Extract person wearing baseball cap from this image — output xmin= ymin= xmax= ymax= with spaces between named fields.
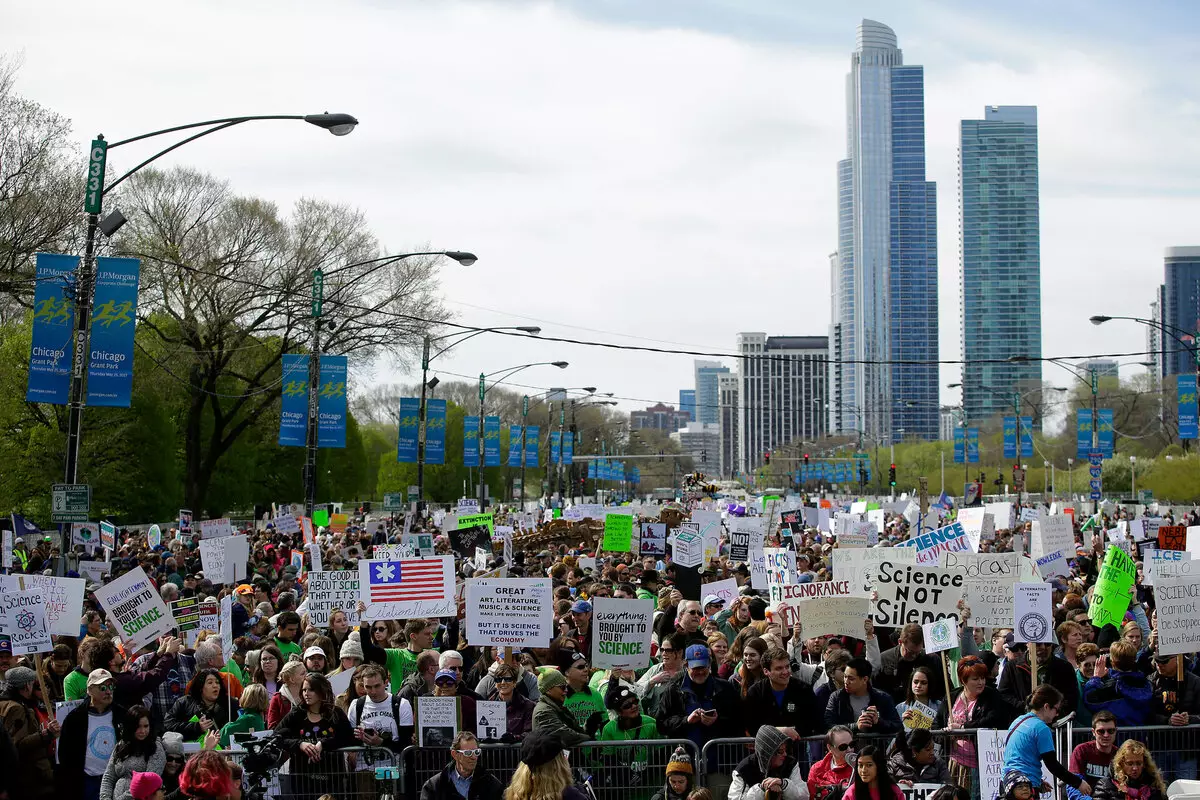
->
xmin=702 ymin=594 xmax=726 ymax=617
xmin=59 ymin=669 xmax=127 ymax=798
xmin=658 ymin=643 xmax=742 ymax=747
xmin=303 ymin=645 xmax=327 ymax=675
xmin=570 ymin=600 xmax=593 ymax=656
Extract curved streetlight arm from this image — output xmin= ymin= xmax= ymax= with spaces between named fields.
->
xmin=108 ymin=114 xmax=311 ymax=149
xmin=483 ymin=362 xmax=565 ymax=393
xmin=428 ymin=326 xmax=538 ymax=363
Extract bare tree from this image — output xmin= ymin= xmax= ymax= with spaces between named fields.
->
xmin=116 ymin=166 xmax=451 ymax=514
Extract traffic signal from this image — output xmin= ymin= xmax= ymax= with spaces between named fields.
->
xmin=889 ymin=463 xmax=897 ymax=487
xmin=803 ymin=454 xmax=810 ymax=466
xmin=764 ymin=451 xmax=771 ymax=464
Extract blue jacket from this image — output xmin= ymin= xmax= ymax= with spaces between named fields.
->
xmin=1082 ymin=669 xmax=1153 ymax=726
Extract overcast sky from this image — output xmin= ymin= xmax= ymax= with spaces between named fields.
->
xmin=6 ymin=0 xmax=1199 ymax=417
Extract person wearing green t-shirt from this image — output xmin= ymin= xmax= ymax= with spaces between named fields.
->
xmin=272 ymin=611 xmax=302 ymax=660
xmin=361 ymin=617 xmax=435 ymax=692
xmin=598 ymin=680 xmax=660 ymax=800
xmin=636 ymin=568 xmax=661 ymax=609
xmin=562 ymin=652 xmax=605 ymax=737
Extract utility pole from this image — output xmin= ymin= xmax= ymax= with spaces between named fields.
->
xmin=416 ymin=335 xmax=431 ymax=503
xmin=477 ymin=373 xmax=486 ymax=508
xmin=304 ymin=268 xmax=324 ymax=517
xmin=519 ymin=395 xmax=529 ymax=509
xmin=1089 ymin=368 xmax=1100 ymax=515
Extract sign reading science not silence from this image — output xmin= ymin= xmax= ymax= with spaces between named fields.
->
xmin=871 ymin=562 xmax=964 ymax=627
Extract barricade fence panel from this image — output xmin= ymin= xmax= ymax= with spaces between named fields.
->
xmin=1070 ymin=726 xmax=1200 ymax=787
xmin=222 ymin=744 xmax=401 ymax=800
xmin=404 ymin=741 xmax=523 ymax=798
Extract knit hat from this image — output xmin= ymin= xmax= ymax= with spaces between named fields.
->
xmin=537 ymin=668 xmax=567 ymax=694
xmin=754 ymin=724 xmax=788 ymax=774
xmin=4 ymin=666 xmax=36 ymax=690
xmin=665 ymin=746 xmax=693 ymax=776
xmin=1001 ymin=770 xmax=1034 ymax=800
xmin=130 ymin=771 xmax=163 ymax=800
xmin=161 ymin=731 xmax=185 ymax=756
xmin=340 ymin=636 xmax=364 ymax=662
xmin=521 ymin=728 xmax=567 ymax=768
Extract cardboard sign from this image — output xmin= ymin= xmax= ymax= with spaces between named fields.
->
xmin=834 ymin=546 xmax=917 ymax=596
xmin=871 ymin=562 xmax=964 ymax=627
xmin=198 ymin=518 xmax=234 ymax=540
xmin=1013 ymin=583 xmax=1055 ymax=643
xmin=476 ymin=700 xmax=507 ymax=743
xmin=602 ymin=514 xmax=634 ymax=552
xmin=306 ymin=571 xmax=361 ymax=628
xmin=1031 ymin=515 xmax=1074 ymax=560
xmin=774 ymin=594 xmax=870 ymax=639
xmin=1159 ymin=526 xmax=1187 ymax=552
xmin=465 ymin=578 xmax=553 ymax=647
xmin=416 ymin=696 xmax=460 ymax=747
xmin=591 ymin=597 xmax=654 ymax=670
xmin=1154 ymin=575 xmax=1200 ymax=656
xmin=922 ymin=617 xmax=959 ymax=654
xmin=0 ymin=587 xmax=52 ymax=655
xmin=749 ymin=548 xmax=768 ymax=590
xmin=896 ymin=522 xmax=972 ymax=565
xmin=639 ymin=523 xmax=666 ymax=557
xmin=0 ymin=575 xmax=86 ymax=637
xmin=728 ymin=518 xmax=763 ymax=562
xmin=1089 ymin=545 xmax=1137 ymax=629
xmin=93 ymin=566 xmax=173 ymax=652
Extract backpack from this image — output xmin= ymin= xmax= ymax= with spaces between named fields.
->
xmin=353 ymin=692 xmax=407 ymax=751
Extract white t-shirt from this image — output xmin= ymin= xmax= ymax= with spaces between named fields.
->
xmin=347 ymin=694 xmax=413 ymax=741
xmin=84 ymin=710 xmax=116 ymax=776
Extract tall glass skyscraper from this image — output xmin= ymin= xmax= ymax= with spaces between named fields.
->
xmin=833 ymin=20 xmax=938 ymax=444
xmin=1162 ymin=248 xmax=1200 ymax=377
xmin=694 ymin=361 xmax=729 ymax=425
xmin=960 ymin=106 xmax=1041 ymax=424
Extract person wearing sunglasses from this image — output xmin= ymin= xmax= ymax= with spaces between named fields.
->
xmin=1149 ymin=651 xmax=1200 ymax=727
xmin=58 ymin=668 xmax=127 ymax=800
xmin=485 ymin=663 xmax=534 ymax=741
xmin=159 ymin=732 xmax=186 ymax=797
xmin=807 ymin=725 xmax=856 ymax=800
xmin=1069 ymin=711 xmax=1118 ymax=785
xmin=420 ymin=731 xmax=504 ymax=800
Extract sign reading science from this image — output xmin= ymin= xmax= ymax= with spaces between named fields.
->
xmin=871 ymin=562 xmax=964 ymax=627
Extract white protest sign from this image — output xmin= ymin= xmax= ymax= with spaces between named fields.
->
xmin=640 ymin=523 xmax=667 ymax=557
xmin=416 ymin=696 xmax=460 ymax=747
xmin=867 ymin=509 xmax=885 ymax=535
xmin=1154 ymin=575 xmax=1200 ymax=656
xmin=496 ymin=526 xmax=514 ymax=566
xmin=701 ymin=578 xmax=739 ymax=607
xmin=1145 ymin=547 xmax=1196 ymax=586
xmin=985 ymin=502 xmax=1014 ymax=531
xmin=307 ymin=542 xmax=323 ymax=573
xmin=273 ymin=514 xmax=300 ymax=535
xmin=775 ymin=594 xmax=871 ymax=638
xmin=895 ymin=522 xmax=972 ymax=565
xmin=474 ymin=546 xmax=491 ymax=572
xmin=219 ymin=595 xmax=233 ymax=661
xmin=763 ymin=547 xmax=796 ymax=589
xmin=749 ymin=548 xmax=768 ymax=590
xmin=328 ymin=667 xmax=355 ymax=699
xmin=93 ymin=566 xmax=173 ymax=652
xmin=769 ymin=577 xmax=854 ymax=607
xmin=978 ymin=730 xmax=1006 ymax=800
xmin=1035 ymin=549 xmax=1070 ymax=580
xmin=591 ymin=597 xmax=654 ymax=669
xmin=199 ymin=535 xmax=248 ymax=585
xmin=1031 ymin=515 xmax=1075 ymax=560
xmin=306 ymin=571 xmax=361 ymax=628
xmin=357 ymin=556 xmax=456 ymax=621
xmin=871 ymin=561 xmax=964 ymax=627
xmin=79 ymin=560 xmax=111 ymax=583
xmin=921 ymin=617 xmax=959 ymax=655
xmin=198 ymin=518 xmax=234 ymax=539
xmin=1 ymin=575 xmax=86 ymax=637
xmin=476 ymin=700 xmax=507 ymax=742
xmin=838 ymin=532 xmax=869 ymax=549
xmin=728 ymin=518 xmax=764 ymax=562
xmin=956 ymin=508 xmax=985 ymax=544
xmin=466 ymin=578 xmax=554 ymax=647
xmin=72 ymin=523 xmax=100 ymax=550
xmin=673 ymin=526 xmax=704 ymax=568
xmin=850 ymin=520 xmax=879 ymax=546
xmin=965 ymin=580 xmax=1014 ymax=629
xmin=939 ymin=551 xmax=1030 ymax=583
xmin=1013 ymin=583 xmax=1055 ymax=643
xmin=1020 ymin=507 xmax=1040 ymax=523
xmin=833 ymin=546 xmax=917 ymax=596
xmin=1 ymin=587 xmax=52 ymax=655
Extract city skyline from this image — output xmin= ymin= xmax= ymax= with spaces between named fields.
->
xmin=2 ymin=2 xmax=1193 ymax=416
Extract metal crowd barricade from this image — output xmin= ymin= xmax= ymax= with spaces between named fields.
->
xmin=222 ymin=744 xmax=401 ymax=800
xmin=1070 ymin=725 xmax=1200 ymax=786
xmin=573 ymin=738 xmax=700 ymax=800
xmin=403 ymin=741 xmax=523 ymax=797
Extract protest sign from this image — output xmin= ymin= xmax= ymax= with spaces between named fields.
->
xmin=179 ymin=509 xmax=193 ymax=533
xmin=1159 ymin=526 xmax=1187 ymax=552
xmin=871 ymin=562 xmax=964 ymax=627
xmin=1 ymin=531 xmax=9 ymax=571
xmin=978 ymin=730 xmax=1009 ymax=800
xmin=903 ymin=701 xmax=938 ymax=731
xmin=219 ymin=596 xmax=233 ymax=661
xmin=300 ymin=517 xmax=315 ymax=545
xmin=1145 ymin=547 xmax=1195 ymax=586
xmin=763 ymin=547 xmax=796 ymax=588
xmin=72 ymin=523 xmax=99 ymax=549
xmin=834 ymin=546 xmax=917 ymax=596
xmin=673 ymin=525 xmax=703 ymax=568
xmin=921 ymin=617 xmax=958 ymax=654
xmin=749 ymin=548 xmax=768 ymax=590
xmin=449 ymin=524 xmax=491 ymax=558
xmin=466 ymin=578 xmax=553 ymax=647
xmin=307 ymin=542 xmax=323 ymax=573
xmin=0 ymin=587 xmax=52 ymax=655
xmin=838 ymin=531 xmax=869 ymax=549
xmin=591 ymin=597 xmax=654 ymax=669
xmin=273 ymin=514 xmax=300 ymax=535
xmin=476 ymin=700 xmax=507 ymax=742
xmin=850 ymin=520 xmax=878 ymax=546
xmin=374 ymin=544 xmax=410 ymax=560
xmin=939 ymin=551 xmax=1028 ymax=582
xmin=1089 ymin=545 xmax=1137 ymax=629
xmin=602 ymin=514 xmax=634 ymax=552
xmin=775 ymin=594 xmax=870 ymax=639
xmin=198 ymin=518 xmax=233 ymax=539
xmin=306 ymin=571 xmax=361 ymax=628
xmin=728 ymin=518 xmax=763 ymax=562
xmin=1031 ymin=515 xmax=1074 ymax=560
xmin=80 ymin=560 xmax=111 ymax=584
xmin=965 ymin=580 xmax=1014 ymax=629
xmin=147 ymin=524 xmax=161 ymax=548
xmin=985 ymin=502 xmax=1014 ymax=531
xmin=640 ymin=523 xmax=667 ymax=557
xmin=99 ymin=521 xmax=116 ymax=550
xmin=1154 ymin=575 xmax=1200 ymax=656
xmin=171 ymin=596 xmax=201 ymax=631
xmin=475 ymin=546 xmax=490 ymax=571
xmin=2 ymin=575 xmax=86 ymax=637
xmin=701 ymin=578 xmax=739 ymax=607
xmin=456 ymin=512 xmax=495 ymax=535
xmin=328 ymin=668 xmax=354 ymax=699
xmin=416 ymin=696 xmax=459 ymax=747
xmin=895 ymin=522 xmax=971 ymax=565
xmin=199 ymin=535 xmax=248 ymax=585
xmin=358 ymin=556 xmax=456 ymax=621
xmin=93 ymin=567 xmax=173 ymax=652
xmin=769 ymin=577 xmax=852 ymax=606
xmin=1013 ymin=583 xmax=1055 ymax=643
xmin=1035 ymin=550 xmax=1070 ymax=580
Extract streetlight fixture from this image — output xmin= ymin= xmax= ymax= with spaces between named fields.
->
xmin=64 ymin=111 xmax=358 ymax=491
xmin=517 ymin=387 xmax=605 ymax=506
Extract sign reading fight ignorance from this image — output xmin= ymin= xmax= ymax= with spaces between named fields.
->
xmin=871 ymin=562 xmax=964 ymax=627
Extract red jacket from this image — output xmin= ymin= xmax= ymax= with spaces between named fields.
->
xmin=267 ymin=690 xmax=297 ymax=729
xmin=807 ymin=751 xmax=854 ymax=800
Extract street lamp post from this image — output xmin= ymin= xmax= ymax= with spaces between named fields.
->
xmin=65 ymin=112 xmax=358 ymax=488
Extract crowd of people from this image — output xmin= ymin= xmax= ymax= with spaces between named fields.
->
xmin=0 ymin=498 xmax=1195 ymax=800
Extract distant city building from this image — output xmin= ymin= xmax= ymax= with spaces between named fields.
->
xmin=736 ymin=333 xmax=829 ymax=474
xmin=630 ymin=403 xmax=691 ymax=432
xmin=718 ymin=373 xmax=740 ymax=480
xmin=694 ymin=360 xmax=729 ymax=425
xmin=1150 ymin=293 xmax=1165 ymax=383
xmin=678 ymin=389 xmax=696 ymax=422
xmin=1163 ymin=247 xmax=1200 ymax=376
xmin=671 ymin=422 xmax=720 ymax=476
xmin=832 ymin=19 xmax=938 ymax=444
xmin=960 ymin=105 xmax=1042 ymax=425
xmin=1080 ymin=359 xmax=1120 ymax=379
xmin=939 ymin=406 xmax=958 ymax=442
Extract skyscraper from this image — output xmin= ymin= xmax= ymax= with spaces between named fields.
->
xmin=678 ymin=389 xmax=697 ymax=422
xmin=960 ymin=106 xmax=1042 ymax=424
xmin=693 ymin=360 xmax=729 ymax=425
xmin=1163 ymin=247 xmax=1200 ymax=376
xmin=717 ymin=373 xmax=740 ymax=480
xmin=833 ymin=20 xmax=938 ymax=444
xmin=736 ymin=333 xmax=828 ymax=473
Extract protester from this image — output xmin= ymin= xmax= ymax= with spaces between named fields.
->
xmin=877 ymin=624 xmax=943 ymax=702
xmin=165 ymin=669 xmax=235 ymax=742
xmin=807 ymin=725 xmax=855 ymax=800
xmin=728 ymin=724 xmax=807 ymax=800
xmin=1092 ymin=741 xmax=1166 ymax=800
xmin=1069 ymin=711 xmax=1118 ymax=784
xmin=177 ymin=750 xmax=236 ymax=800
xmin=1001 ymin=685 xmax=1089 ymax=796
xmin=362 ymin=617 xmax=436 ymax=692
xmin=1082 ymin=641 xmax=1152 ymax=726
xmin=745 ymin=646 xmax=820 ymax=735
xmin=936 ymin=654 xmax=1014 ymax=796
xmin=275 ymin=672 xmax=354 ymax=797
xmin=888 ymin=728 xmax=952 ymax=786
xmin=58 ymin=669 xmax=127 ymax=800
xmin=488 ymin=663 xmax=535 ymax=741
xmin=532 ymin=668 xmax=589 ymax=746
xmin=504 ymin=728 xmax=589 ymax=800
xmin=843 ymin=745 xmax=903 ymax=800
xmin=420 ymin=731 xmax=504 ymax=800
xmin=0 ymin=666 xmax=57 ymax=799
xmin=823 ymin=657 xmax=901 ymax=734
xmin=660 ymin=643 xmax=742 ymax=747
xmin=267 ymin=660 xmax=307 ymax=728
xmin=218 ymin=684 xmax=269 ymax=748
xmin=100 ymin=705 xmax=166 ymax=800
xmin=346 ymin=663 xmax=414 ymax=753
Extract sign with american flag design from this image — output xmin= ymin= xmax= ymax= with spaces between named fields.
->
xmin=357 ymin=556 xmax=456 ymax=620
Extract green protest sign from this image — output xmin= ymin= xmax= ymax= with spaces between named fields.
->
xmin=602 ymin=513 xmax=633 ymax=552
xmin=313 ymin=509 xmax=330 ymax=527
xmin=1089 ymin=545 xmax=1137 ymax=629
xmin=456 ymin=513 xmax=495 ymax=534
xmin=761 ymin=495 xmax=782 ymax=510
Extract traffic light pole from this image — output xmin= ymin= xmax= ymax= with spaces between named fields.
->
xmin=303 ymin=269 xmax=324 ymax=518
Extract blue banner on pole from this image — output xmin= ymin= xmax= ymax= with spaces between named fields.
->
xmin=1003 ymin=417 xmax=1017 ymax=460
xmin=562 ymin=432 xmax=573 ymax=465
xmin=483 ymin=416 xmax=501 ymax=466
xmin=317 ymin=355 xmax=347 ymax=448
xmin=632 ymin=466 xmax=640 ymax=484
xmin=278 ymin=354 xmax=309 ymax=447
xmin=1020 ymin=416 xmax=1033 ymax=458
xmin=966 ymin=427 xmax=979 ymax=463
xmin=1179 ymin=375 xmax=1198 ymax=440
xmin=464 ymin=415 xmax=479 ymax=464
xmin=86 ymin=256 xmax=139 ymax=407
xmin=507 ymin=426 xmax=522 ymax=467
xmin=1076 ymin=409 xmax=1093 ymax=459
xmin=548 ymin=431 xmax=560 ymax=464
xmin=1098 ymin=408 xmax=1114 ymax=458
xmin=426 ymin=399 xmax=446 ymax=465
xmin=524 ymin=425 xmax=539 ymax=468
xmin=588 ymin=460 xmax=596 ymax=479
xmin=953 ymin=428 xmax=965 ymax=464
xmin=26 ymin=253 xmax=77 ymax=404
xmin=397 ymin=397 xmax=419 ymax=463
